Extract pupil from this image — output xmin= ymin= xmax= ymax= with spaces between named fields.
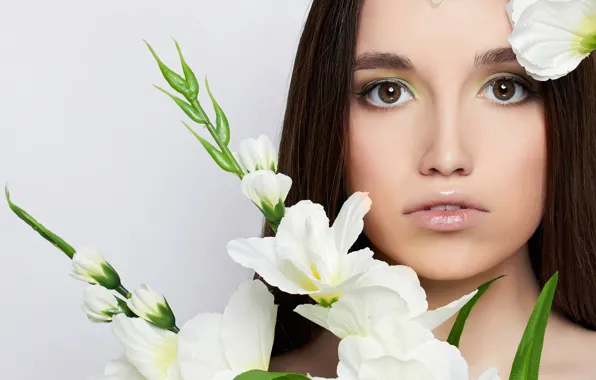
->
xmin=492 ymin=79 xmax=515 ymax=101
xmin=379 ymin=83 xmax=400 ymax=103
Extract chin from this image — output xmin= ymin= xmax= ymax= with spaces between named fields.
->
xmin=377 ymin=238 xmax=515 ymax=282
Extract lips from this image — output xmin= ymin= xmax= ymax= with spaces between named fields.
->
xmin=403 ymin=192 xmax=488 ymax=232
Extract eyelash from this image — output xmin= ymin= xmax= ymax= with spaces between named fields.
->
xmin=354 ymin=75 xmax=540 ymax=112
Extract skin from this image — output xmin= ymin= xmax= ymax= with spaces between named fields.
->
xmin=270 ymin=0 xmax=596 ymax=378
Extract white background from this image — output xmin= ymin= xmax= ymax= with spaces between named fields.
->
xmin=0 ymin=1 xmax=311 ymax=378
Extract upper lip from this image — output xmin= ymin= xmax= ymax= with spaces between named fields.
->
xmin=402 ymin=191 xmax=489 ymax=214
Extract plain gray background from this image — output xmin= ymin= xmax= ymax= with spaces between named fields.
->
xmin=0 ymin=1 xmax=312 ymax=378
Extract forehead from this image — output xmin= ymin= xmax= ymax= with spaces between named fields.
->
xmin=356 ymin=0 xmax=513 ymax=67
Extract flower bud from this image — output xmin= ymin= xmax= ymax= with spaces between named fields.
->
xmin=241 ymin=170 xmax=291 ymax=227
xmin=71 ymin=247 xmax=121 ymax=289
xmin=127 ymin=285 xmax=176 ymax=330
xmin=82 ymin=285 xmax=122 ymax=323
xmin=234 ymin=135 xmax=278 ymax=174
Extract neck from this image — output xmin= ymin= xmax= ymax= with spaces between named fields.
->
xmin=420 ymin=247 xmax=542 ymax=378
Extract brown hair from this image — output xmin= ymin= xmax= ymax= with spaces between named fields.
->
xmin=261 ymin=0 xmax=596 ymax=356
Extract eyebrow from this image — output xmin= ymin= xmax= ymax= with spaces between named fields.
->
xmin=353 ymin=47 xmax=518 ymax=71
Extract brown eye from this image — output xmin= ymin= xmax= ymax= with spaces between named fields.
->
xmin=377 ymin=83 xmax=401 ymax=104
xmin=362 ymin=80 xmax=414 ymax=108
xmin=492 ymin=79 xmax=516 ymax=101
xmin=482 ymin=76 xmax=529 ymax=105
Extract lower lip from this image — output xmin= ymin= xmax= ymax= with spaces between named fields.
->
xmin=406 ymin=209 xmax=486 ymax=231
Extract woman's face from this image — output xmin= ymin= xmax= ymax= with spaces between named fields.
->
xmin=346 ymin=0 xmax=546 ymax=280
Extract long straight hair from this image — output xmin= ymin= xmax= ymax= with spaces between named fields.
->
xmin=262 ymin=0 xmax=596 ymax=356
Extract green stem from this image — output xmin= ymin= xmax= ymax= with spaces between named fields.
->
xmin=189 ymin=99 xmax=245 ymax=178
xmin=116 ymin=284 xmax=132 ymax=299
xmin=170 ymin=325 xmax=180 ymax=334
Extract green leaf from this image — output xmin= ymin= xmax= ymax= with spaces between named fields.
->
xmin=5 ymin=185 xmax=76 ymax=259
xmin=234 ymin=370 xmax=310 ymax=380
xmin=144 ymin=40 xmax=191 ymax=98
xmin=173 ymin=38 xmax=199 ymax=99
xmin=509 ymin=272 xmax=559 ymax=380
xmin=205 ymin=76 xmax=230 ymax=146
xmin=447 ymin=275 xmax=505 ymax=348
xmin=182 ymin=122 xmax=236 ymax=173
xmin=155 ymin=85 xmax=206 ymax=125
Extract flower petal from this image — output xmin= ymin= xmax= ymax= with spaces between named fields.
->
xmin=326 ymin=286 xmax=410 ymax=338
xmin=354 ymin=264 xmax=428 ymax=318
xmin=406 ymin=339 xmax=469 ymax=380
xmin=93 ymin=355 xmax=147 ymax=380
xmin=227 ymin=237 xmax=305 ymax=294
xmin=359 ymin=356 xmax=435 ymax=380
xmin=338 ymin=248 xmax=383 ymax=283
xmin=413 ymin=289 xmax=477 ymax=331
xmin=293 ymin=304 xmax=331 ymax=330
xmin=476 ymin=367 xmax=501 ymax=380
xmin=177 ymin=313 xmax=229 ymax=380
xmin=276 ymin=200 xmax=331 ymax=270
xmin=221 ymin=280 xmax=277 ymax=372
xmin=111 ymin=315 xmax=178 ymax=380
xmin=330 ymin=192 xmax=371 ymax=256
xmin=337 ymin=336 xmax=385 ymax=380
xmin=509 ymin=0 xmax=596 ymax=80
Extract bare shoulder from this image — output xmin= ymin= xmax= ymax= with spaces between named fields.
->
xmin=541 ymin=318 xmax=596 ymax=379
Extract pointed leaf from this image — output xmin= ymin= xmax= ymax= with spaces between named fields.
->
xmin=234 ymin=370 xmax=310 ymax=380
xmin=145 ymin=40 xmax=191 ymax=98
xmin=155 ymin=85 xmax=206 ymax=125
xmin=173 ymin=38 xmax=199 ymax=99
xmin=205 ymin=77 xmax=230 ymax=146
xmin=181 ymin=122 xmax=235 ymax=173
xmin=5 ymin=185 xmax=76 ymax=259
xmin=509 ymin=272 xmax=559 ymax=380
xmin=447 ymin=275 xmax=505 ymax=348
xmin=116 ymin=297 xmax=137 ymax=318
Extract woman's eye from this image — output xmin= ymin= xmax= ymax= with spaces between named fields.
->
xmin=361 ymin=80 xmax=414 ymax=109
xmin=481 ymin=77 xmax=529 ymax=105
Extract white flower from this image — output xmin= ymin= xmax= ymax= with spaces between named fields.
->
xmin=177 ymin=280 xmax=277 ymax=380
xmin=71 ymin=247 xmax=121 ymax=289
xmin=342 ymin=336 xmax=500 ymax=380
xmin=241 ymin=170 xmax=292 ymax=224
xmin=111 ymin=315 xmax=181 ymax=380
xmin=112 ymin=280 xmax=276 ymax=380
xmin=82 ymin=285 xmax=122 ymax=323
xmin=234 ymin=135 xmax=278 ymax=174
xmin=227 ymin=192 xmax=383 ymax=305
xmin=508 ymin=0 xmax=596 ymax=80
xmin=127 ymin=285 xmax=176 ymax=330
xmin=313 ymin=335 xmax=500 ymax=380
xmin=295 ymin=268 xmax=477 ymax=351
xmin=89 ymin=355 xmax=147 ymax=380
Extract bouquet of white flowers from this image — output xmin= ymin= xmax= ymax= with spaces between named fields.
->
xmin=6 ymin=0 xmax=596 ymax=379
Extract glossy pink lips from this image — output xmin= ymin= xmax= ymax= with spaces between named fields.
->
xmin=407 ymin=208 xmax=485 ymax=231
xmin=403 ymin=192 xmax=489 ymax=232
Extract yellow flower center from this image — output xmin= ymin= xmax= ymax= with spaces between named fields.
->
xmin=576 ymin=14 xmax=596 ymax=55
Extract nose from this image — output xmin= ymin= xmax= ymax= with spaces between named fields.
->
xmin=418 ymin=105 xmax=473 ymax=177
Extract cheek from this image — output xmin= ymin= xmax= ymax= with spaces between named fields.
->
xmin=345 ymin=102 xmax=547 ymax=281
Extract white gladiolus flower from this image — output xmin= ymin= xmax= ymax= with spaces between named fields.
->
xmin=90 ymin=355 xmax=147 ymax=380
xmin=312 ymin=336 xmax=500 ymax=380
xmin=111 ymin=315 xmax=181 ymax=380
xmin=82 ymin=285 xmax=122 ymax=323
xmin=127 ymin=285 xmax=176 ymax=330
xmin=508 ymin=0 xmax=596 ymax=80
xmin=112 ymin=280 xmax=275 ymax=380
xmin=227 ymin=192 xmax=383 ymax=305
xmin=241 ymin=170 xmax=292 ymax=223
xmin=295 ymin=268 xmax=477 ymax=350
xmin=71 ymin=247 xmax=121 ymax=289
xmin=177 ymin=280 xmax=277 ymax=380
xmin=234 ymin=135 xmax=278 ymax=173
